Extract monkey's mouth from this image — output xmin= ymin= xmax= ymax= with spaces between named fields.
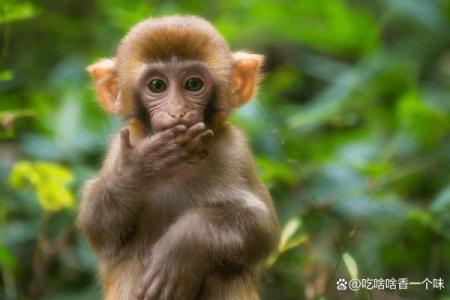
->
xmin=152 ymin=117 xmax=201 ymax=132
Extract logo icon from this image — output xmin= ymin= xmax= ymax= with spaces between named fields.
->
xmin=337 ymin=278 xmax=348 ymax=291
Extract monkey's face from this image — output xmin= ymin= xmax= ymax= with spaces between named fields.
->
xmin=87 ymin=17 xmax=264 ymax=127
xmin=135 ymin=60 xmax=214 ymax=132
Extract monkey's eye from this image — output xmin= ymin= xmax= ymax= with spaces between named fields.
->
xmin=147 ymin=79 xmax=167 ymax=93
xmin=184 ymin=77 xmax=204 ymax=92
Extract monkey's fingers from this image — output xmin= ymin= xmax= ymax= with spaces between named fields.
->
xmin=158 ymin=124 xmax=187 ymax=141
xmin=120 ymin=128 xmax=133 ymax=151
xmin=135 ymin=275 xmax=151 ymax=299
xmin=175 ymin=122 xmax=206 ymax=145
xmin=143 ymin=275 xmax=165 ymax=300
xmin=136 ymin=262 xmax=161 ymax=299
xmin=185 ymin=129 xmax=214 ymax=154
xmin=171 ymin=124 xmax=188 ymax=135
xmin=158 ymin=148 xmax=190 ymax=168
xmin=143 ymin=125 xmax=187 ymax=149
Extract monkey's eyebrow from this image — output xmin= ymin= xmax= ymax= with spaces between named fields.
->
xmin=142 ymin=61 xmax=168 ymax=70
xmin=176 ymin=61 xmax=212 ymax=76
xmin=140 ymin=60 xmax=207 ymax=72
xmin=137 ymin=60 xmax=211 ymax=83
xmin=136 ymin=62 xmax=168 ymax=80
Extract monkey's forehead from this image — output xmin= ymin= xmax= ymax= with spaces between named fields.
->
xmin=116 ymin=15 xmax=232 ymax=72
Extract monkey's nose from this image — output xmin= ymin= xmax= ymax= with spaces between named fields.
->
xmin=169 ymin=112 xmax=186 ymax=120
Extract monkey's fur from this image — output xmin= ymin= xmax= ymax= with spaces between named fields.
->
xmin=78 ymin=15 xmax=279 ymax=300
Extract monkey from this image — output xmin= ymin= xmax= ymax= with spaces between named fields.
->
xmin=77 ymin=15 xmax=279 ymax=300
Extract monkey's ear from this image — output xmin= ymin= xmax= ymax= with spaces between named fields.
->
xmin=86 ymin=58 xmax=122 ymax=114
xmin=231 ymin=52 xmax=264 ymax=107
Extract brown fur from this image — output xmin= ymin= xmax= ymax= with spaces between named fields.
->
xmin=116 ymin=16 xmax=233 ymax=117
xmin=78 ymin=15 xmax=279 ymax=300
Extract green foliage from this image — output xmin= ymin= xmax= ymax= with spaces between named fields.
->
xmin=0 ymin=1 xmax=39 ymax=24
xmin=278 ymin=218 xmax=305 ymax=253
xmin=0 ymin=243 xmax=16 ymax=271
xmin=0 ymin=70 xmax=13 ymax=81
xmin=1 ymin=0 xmax=449 ymax=299
xmin=342 ymin=252 xmax=358 ymax=280
xmin=396 ymin=90 xmax=448 ymax=146
xmin=256 ymin=157 xmax=298 ymax=186
xmin=8 ymin=161 xmax=75 ymax=212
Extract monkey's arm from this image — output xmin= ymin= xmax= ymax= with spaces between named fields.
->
xmin=137 ymin=192 xmax=279 ymax=300
xmin=77 ymin=135 xmax=145 ymax=258
xmin=78 ymin=124 xmax=208 ymax=258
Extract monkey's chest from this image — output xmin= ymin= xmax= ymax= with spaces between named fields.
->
xmin=145 ymin=161 xmax=207 ymax=204
xmin=139 ymin=178 xmax=202 ymax=238
xmin=137 ymin=160 xmax=220 ymax=245
xmin=146 ymin=175 xmax=201 ymax=206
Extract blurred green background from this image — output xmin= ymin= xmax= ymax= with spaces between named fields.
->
xmin=1 ymin=0 xmax=450 ymax=299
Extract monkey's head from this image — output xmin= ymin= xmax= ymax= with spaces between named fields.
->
xmin=87 ymin=15 xmax=263 ymax=132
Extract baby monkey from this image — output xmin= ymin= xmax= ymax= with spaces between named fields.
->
xmin=78 ymin=15 xmax=279 ymax=300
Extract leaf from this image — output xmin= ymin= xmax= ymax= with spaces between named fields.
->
xmin=256 ymin=157 xmax=297 ymax=185
xmin=356 ymin=161 xmax=392 ymax=177
xmin=0 ymin=2 xmax=40 ymax=24
xmin=342 ymin=252 xmax=358 ymax=279
xmin=279 ymin=217 xmax=302 ymax=252
xmin=287 ymin=51 xmax=384 ymax=129
xmin=217 ymin=0 xmax=379 ymax=56
xmin=431 ymin=186 xmax=450 ymax=212
xmin=8 ymin=161 xmax=39 ymax=188
xmin=0 ymin=70 xmax=13 ymax=81
xmin=34 ymin=162 xmax=73 ymax=184
xmin=266 ymin=218 xmax=308 ymax=267
xmin=8 ymin=161 xmax=75 ymax=212
xmin=396 ymin=90 xmax=448 ymax=146
xmin=36 ymin=182 xmax=75 ymax=212
xmin=282 ymin=233 xmax=308 ymax=253
xmin=408 ymin=209 xmax=433 ymax=226
xmin=0 ymin=243 xmax=16 ymax=270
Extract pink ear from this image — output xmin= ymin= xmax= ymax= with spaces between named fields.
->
xmin=232 ymin=52 xmax=264 ymax=107
xmin=87 ymin=58 xmax=120 ymax=114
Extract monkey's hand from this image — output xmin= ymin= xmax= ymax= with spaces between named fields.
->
xmin=118 ymin=123 xmax=213 ymax=180
xmin=173 ymin=122 xmax=214 ymax=164
xmin=136 ymin=243 xmax=206 ymax=300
